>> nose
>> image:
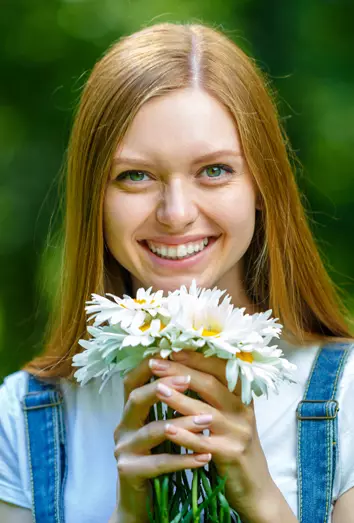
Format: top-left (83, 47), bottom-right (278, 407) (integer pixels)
top-left (156, 177), bottom-right (198, 230)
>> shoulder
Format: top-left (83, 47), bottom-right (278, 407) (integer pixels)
top-left (336, 343), bottom-right (354, 430)
top-left (0, 371), bottom-right (32, 508)
top-left (338, 342), bottom-right (354, 389)
top-left (0, 371), bottom-right (29, 418)
top-left (331, 343), bottom-right (354, 501)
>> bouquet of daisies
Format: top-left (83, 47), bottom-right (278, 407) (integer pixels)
top-left (73, 281), bottom-right (296, 522)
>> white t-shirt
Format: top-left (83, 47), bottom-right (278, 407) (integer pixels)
top-left (1, 341), bottom-right (354, 522)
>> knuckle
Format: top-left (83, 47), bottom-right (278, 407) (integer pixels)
top-left (243, 406), bottom-right (256, 424)
top-left (145, 420), bottom-right (159, 440)
top-left (238, 426), bottom-right (253, 451)
top-left (154, 455), bottom-right (167, 475)
top-left (204, 374), bottom-right (217, 390)
top-left (113, 423), bottom-right (123, 444)
top-left (114, 432), bottom-right (129, 459)
top-left (123, 374), bottom-right (134, 394)
top-left (114, 440), bottom-right (125, 459)
top-left (199, 435), bottom-right (212, 453)
top-left (126, 388), bottom-right (140, 408)
top-left (116, 456), bottom-right (130, 477)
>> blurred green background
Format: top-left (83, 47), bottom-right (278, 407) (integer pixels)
top-left (1, 0), bottom-right (354, 380)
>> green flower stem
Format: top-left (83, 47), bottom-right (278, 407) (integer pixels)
top-left (168, 487), bottom-right (180, 516)
top-left (192, 469), bottom-right (199, 522)
top-left (230, 508), bottom-right (242, 523)
top-left (218, 492), bottom-right (231, 523)
top-left (154, 477), bottom-right (162, 521)
top-left (200, 469), bottom-right (217, 521)
top-left (182, 478), bottom-right (227, 522)
top-left (181, 467), bottom-right (189, 491)
top-left (161, 475), bottom-right (169, 523)
top-left (170, 491), bottom-right (193, 523)
top-left (156, 400), bottom-right (164, 421)
top-left (146, 496), bottom-right (154, 523)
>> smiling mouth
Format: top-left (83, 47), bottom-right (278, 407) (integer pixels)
top-left (140, 236), bottom-right (218, 260)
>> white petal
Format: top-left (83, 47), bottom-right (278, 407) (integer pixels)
top-left (226, 360), bottom-right (239, 392)
top-left (241, 375), bottom-right (252, 405)
top-left (160, 349), bottom-right (172, 359)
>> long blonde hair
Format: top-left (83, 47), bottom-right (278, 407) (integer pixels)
top-left (24, 22), bottom-right (353, 379)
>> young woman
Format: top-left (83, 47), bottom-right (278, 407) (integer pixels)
top-left (0, 22), bottom-right (353, 523)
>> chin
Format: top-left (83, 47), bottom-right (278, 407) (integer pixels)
top-left (143, 274), bottom-right (215, 294)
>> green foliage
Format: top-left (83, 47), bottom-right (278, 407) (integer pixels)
top-left (1, 0), bottom-right (354, 380)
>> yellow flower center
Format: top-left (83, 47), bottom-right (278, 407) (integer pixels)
top-left (139, 321), bottom-right (164, 332)
top-left (236, 351), bottom-right (254, 363)
top-left (202, 328), bottom-right (220, 337)
top-left (140, 322), bottom-right (151, 332)
top-left (134, 299), bottom-right (155, 305)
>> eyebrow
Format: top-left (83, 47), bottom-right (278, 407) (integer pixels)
top-left (113, 149), bottom-right (243, 167)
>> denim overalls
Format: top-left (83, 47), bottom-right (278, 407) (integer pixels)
top-left (22, 342), bottom-right (352, 522)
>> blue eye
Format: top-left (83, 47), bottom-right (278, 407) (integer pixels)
top-left (116, 170), bottom-right (150, 182)
top-left (200, 164), bottom-right (235, 180)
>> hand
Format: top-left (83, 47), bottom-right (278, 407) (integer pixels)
top-left (113, 358), bottom-right (212, 520)
top-left (149, 350), bottom-right (277, 521)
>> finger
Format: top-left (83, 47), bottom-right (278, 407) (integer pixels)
top-left (115, 413), bottom-right (214, 454)
top-left (171, 350), bottom-right (242, 395)
top-left (149, 358), bottom-right (242, 412)
top-left (155, 384), bottom-right (252, 435)
top-left (153, 387), bottom-right (238, 436)
top-left (122, 375), bottom-right (191, 429)
top-left (122, 357), bottom-right (154, 402)
top-left (163, 425), bottom-right (248, 466)
top-left (117, 452), bottom-right (212, 480)
top-left (155, 382), bottom-right (213, 418)
top-left (164, 424), bottom-right (217, 455)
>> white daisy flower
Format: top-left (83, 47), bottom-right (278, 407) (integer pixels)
top-left (143, 324), bottom-right (205, 360)
top-left (74, 279), bottom-right (296, 401)
top-left (167, 285), bottom-right (282, 357)
top-left (85, 287), bottom-right (170, 328)
top-left (121, 317), bottom-right (163, 348)
top-left (224, 346), bottom-right (297, 404)
top-left (73, 321), bottom-right (155, 391)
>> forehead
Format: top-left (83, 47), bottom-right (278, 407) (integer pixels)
top-left (115, 88), bottom-right (242, 164)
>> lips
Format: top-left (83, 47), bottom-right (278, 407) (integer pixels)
top-left (141, 234), bottom-right (219, 246)
top-left (139, 236), bottom-right (219, 268)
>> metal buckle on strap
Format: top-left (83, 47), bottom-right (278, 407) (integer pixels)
top-left (296, 399), bottom-right (339, 421)
top-left (21, 391), bottom-right (63, 411)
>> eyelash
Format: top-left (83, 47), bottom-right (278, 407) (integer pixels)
top-left (115, 163), bottom-right (236, 184)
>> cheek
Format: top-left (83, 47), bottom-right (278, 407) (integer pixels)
top-left (103, 189), bottom-right (153, 246)
top-left (103, 194), bottom-right (126, 244)
top-left (210, 185), bottom-right (256, 237)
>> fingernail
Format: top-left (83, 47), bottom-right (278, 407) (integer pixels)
top-left (193, 414), bottom-right (213, 425)
top-left (156, 383), bottom-right (172, 397)
top-left (195, 453), bottom-right (212, 463)
top-left (172, 375), bottom-right (191, 385)
top-left (149, 359), bottom-right (170, 370)
top-left (165, 423), bottom-right (178, 435)
top-left (171, 351), bottom-right (188, 361)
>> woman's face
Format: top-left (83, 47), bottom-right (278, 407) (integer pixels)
top-left (104, 88), bottom-right (258, 304)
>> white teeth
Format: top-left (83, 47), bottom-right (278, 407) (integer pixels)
top-left (147, 237), bottom-right (211, 259)
top-left (168, 246), bottom-right (177, 258)
top-left (176, 245), bottom-right (187, 257)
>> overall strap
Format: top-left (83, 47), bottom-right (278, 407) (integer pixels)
top-left (297, 342), bottom-right (353, 523)
top-left (22, 374), bottom-right (67, 523)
